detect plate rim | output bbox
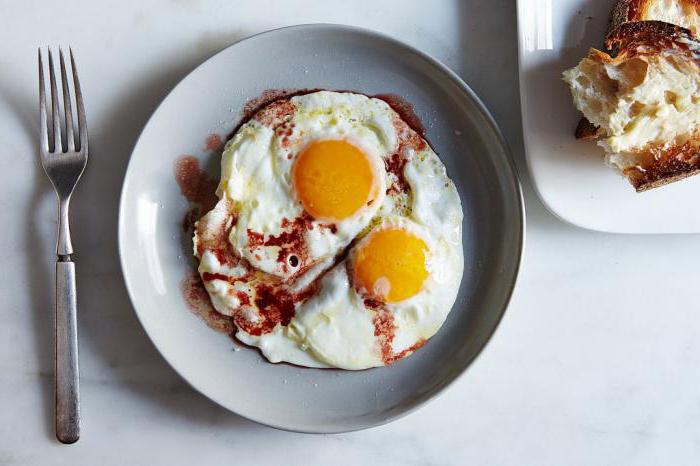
[118,22,525,433]
[515,0,594,233]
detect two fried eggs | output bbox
[193,91,463,369]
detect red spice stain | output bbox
[277,122,296,149]
[242,89,296,122]
[239,89,319,128]
[246,214,312,274]
[385,152,410,195]
[373,93,425,138]
[232,284,296,336]
[202,272,230,282]
[174,156,217,207]
[383,113,428,195]
[397,123,428,153]
[281,215,312,230]
[294,280,320,303]
[225,287,252,306]
[176,89,433,359]
[232,88,428,145]
[373,309,397,364]
[204,133,224,152]
[255,99,296,128]
[321,223,338,234]
[193,200,239,265]
[181,272,235,334]
[174,155,218,232]
[363,298,383,310]
[371,306,427,365]
[213,244,238,267]
[247,230,265,248]
[374,94,429,196]
[235,291,250,306]
[192,203,320,338]
[388,338,427,364]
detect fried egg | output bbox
[194,91,463,369]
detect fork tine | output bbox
[59,49,75,152]
[69,49,87,154]
[48,49,62,153]
[38,49,49,153]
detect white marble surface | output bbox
[2,0,700,464]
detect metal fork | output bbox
[38,47,88,444]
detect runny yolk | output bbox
[353,228,428,303]
[292,139,376,221]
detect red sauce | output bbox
[204,133,224,152]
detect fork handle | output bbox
[55,260,80,444]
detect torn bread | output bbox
[576,0,700,140]
[563,21,700,191]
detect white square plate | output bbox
[517,0,700,233]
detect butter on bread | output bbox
[575,0,700,140]
[563,21,700,191]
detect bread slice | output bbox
[575,0,700,140]
[563,21,700,191]
[610,0,700,37]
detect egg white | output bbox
[219,91,401,280]
[195,90,464,369]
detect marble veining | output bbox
[2,0,700,464]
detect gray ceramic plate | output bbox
[118,24,524,433]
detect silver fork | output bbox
[38,47,88,444]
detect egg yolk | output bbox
[353,228,428,303]
[292,140,377,221]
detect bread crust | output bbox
[575,117,604,139]
[609,0,700,36]
[624,141,700,191]
[609,0,646,35]
[604,20,698,58]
